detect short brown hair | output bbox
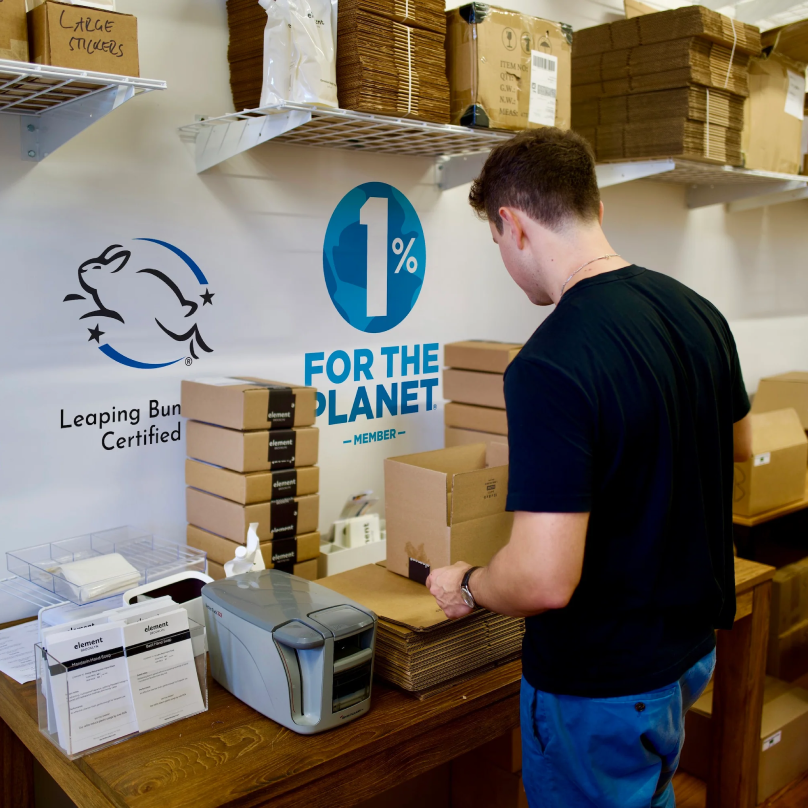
[469,128,600,233]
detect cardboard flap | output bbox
[391,444,488,491]
[486,441,509,468]
[751,409,808,454]
[316,563,466,631]
[760,687,808,738]
[451,464,509,524]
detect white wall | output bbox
[1,0,806,576]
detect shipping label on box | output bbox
[0,0,28,61]
[28,1,138,76]
[385,443,512,582]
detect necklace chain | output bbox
[560,254,620,298]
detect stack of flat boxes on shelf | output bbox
[181,378,320,581]
[443,342,521,450]
[571,6,761,166]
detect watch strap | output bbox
[462,566,481,598]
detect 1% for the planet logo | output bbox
[392,237,418,274]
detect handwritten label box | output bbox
[28,1,138,77]
[0,0,29,61]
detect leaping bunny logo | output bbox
[64,238,215,369]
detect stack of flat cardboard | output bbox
[443,341,520,449]
[768,558,808,682]
[181,378,321,581]
[337,2,449,123]
[572,5,761,165]
[318,563,524,697]
[225,0,265,111]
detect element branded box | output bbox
[186,487,319,544]
[0,0,28,61]
[385,443,512,583]
[185,459,319,505]
[187,524,320,569]
[733,409,808,517]
[446,4,572,132]
[444,402,508,436]
[443,368,506,410]
[753,372,808,431]
[181,377,317,431]
[28,1,139,76]
[444,341,521,374]
[186,421,319,473]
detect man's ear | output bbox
[499,207,526,249]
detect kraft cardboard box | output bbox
[28,1,139,76]
[186,421,319,473]
[185,459,319,505]
[680,677,808,803]
[732,409,807,517]
[0,0,28,61]
[451,754,528,808]
[444,341,522,374]
[772,558,808,638]
[768,618,808,682]
[188,524,320,568]
[207,557,317,582]
[445,402,508,436]
[186,487,319,543]
[753,372,808,430]
[443,368,506,410]
[743,52,806,175]
[385,443,513,582]
[446,4,572,132]
[445,426,508,450]
[181,377,317,431]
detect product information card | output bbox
[0,621,39,685]
[122,608,204,732]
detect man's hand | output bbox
[426,561,474,620]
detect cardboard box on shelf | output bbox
[763,20,808,65]
[207,557,317,582]
[187,524,320,568]
[753,372,808,430]
[28,1,138,76]
[732,409,808,517]
[385,443,512,582]
[679,676,808,803]
[452,753,528,808]
[185,459,319,505]
[443,368,506,410]
[445,426,508,450]
[446,4,572,132]
[445,402,508,436]
[772,558,808,638]
[186,487,319,544]
[186,421,319,473]
[768,618,808,682]
[444,341,522,374]
[181,378,317,431]
[743,52,806,175]
[0,0,28,61]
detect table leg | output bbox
[1,713,34,808]
[707,581,771,808]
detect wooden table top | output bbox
[733,479,808,528]
[733,556,776,595]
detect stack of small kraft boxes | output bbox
[571,6,762,166]
[182,378,320,581]
[442,341,521,450]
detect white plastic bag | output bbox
[288,0,339,107]
[259,0,293,108]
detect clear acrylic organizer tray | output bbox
[35,619,208,759]
[7,526,207,605]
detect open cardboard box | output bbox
[385,443,512,583]
[753,372,808,431]
[733,409,807,517]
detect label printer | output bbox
[202,569,377,734]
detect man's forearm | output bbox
[469,544,547,618]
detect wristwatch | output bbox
[461,567,481,608]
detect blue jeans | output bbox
[520,649,716,808]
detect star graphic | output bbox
[200,289,215,306]
[87,324,105,343]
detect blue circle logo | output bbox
[323,182,426,333]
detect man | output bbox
[426,128,752,808]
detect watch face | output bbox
[461,588,474,608]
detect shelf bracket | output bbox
[686,180,808,209]
[728,185,808,213]
[435,152,489,191]
[596,159,675,188]
[190,109,312,173]
[20,84,134,161]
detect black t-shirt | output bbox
[505,265,750,698]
